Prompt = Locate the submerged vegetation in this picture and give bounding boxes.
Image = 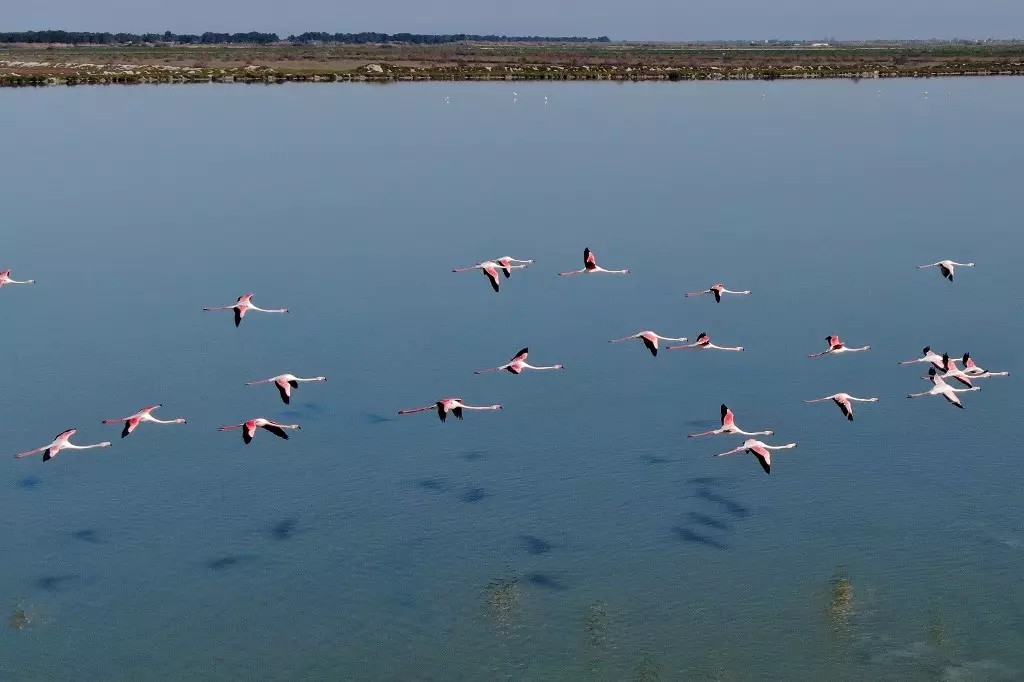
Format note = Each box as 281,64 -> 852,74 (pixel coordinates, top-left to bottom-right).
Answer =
1,41 -> 1023,87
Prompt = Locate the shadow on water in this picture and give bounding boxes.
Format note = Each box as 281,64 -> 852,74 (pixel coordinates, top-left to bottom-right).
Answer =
526,573 -> 569,590
363,412 -> 395,425
695,486 -> 750,518
644,455 -> 670,465
269,519 -> 297,541
206,555 -> 257,571
672,526 -> 729,550
72,529 -> 104,544
461,449 -> 486,461
35,575 -> 81,592
14,476 -> 42,490
519,535 -> 555,555
687,511 -> 732,531
416,478 -> 449,492
461,487 -> 489,503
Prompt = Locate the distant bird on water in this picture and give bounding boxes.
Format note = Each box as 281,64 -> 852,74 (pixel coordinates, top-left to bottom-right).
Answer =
452,260 -> 528,292
667,332 -> 744,352
558,248 -> 629,276
803,393 -> 879,421
808,335 -> 870,358
203,293 -> 289,327
712,439 -> 797,474
917,260 -> 974,282
102,405 -> 186,438
15,429 -> 112,462
219,418 -> 301,444
684,284 -> 751,303
247,374 -> 327,404
688,404 -> 774,438
398,398 -> 502,422
475,348 -> 564,374
0,269 -> 35,288
608,331 -> 688,357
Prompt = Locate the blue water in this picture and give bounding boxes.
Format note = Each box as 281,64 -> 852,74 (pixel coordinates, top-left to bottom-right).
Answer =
1,79 -> 1022,681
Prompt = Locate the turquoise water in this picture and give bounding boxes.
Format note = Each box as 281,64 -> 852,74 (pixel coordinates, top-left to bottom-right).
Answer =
1,80 -> 1022,681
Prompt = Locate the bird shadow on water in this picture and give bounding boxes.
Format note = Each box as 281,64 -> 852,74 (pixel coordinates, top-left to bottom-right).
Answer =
205,555 -> 258,571
14,476 -> 42,491
71,529 -> 104,544
35,575 -> 82,593
461,487 -> 489,503
526,573 -> 569,591
279,402 -> 326,422
519,535 -> 555,555
670,478 -> 753,551
363,412 -> 396,425
268,518 -> 298,541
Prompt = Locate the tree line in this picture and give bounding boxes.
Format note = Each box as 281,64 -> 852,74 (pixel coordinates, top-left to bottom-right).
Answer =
0,30 -> 609,45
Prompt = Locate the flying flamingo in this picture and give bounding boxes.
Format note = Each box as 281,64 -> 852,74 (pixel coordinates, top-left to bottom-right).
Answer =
712,439 -> 798,475
102,405 -> 186,438
667,332 -> 744,352
452,261 -> 527,292
808,335 -> 870,358
688,404 -> 774,438
398,398 -> 502,422
937,354 -> 1007,383
558,248 -> 629,276
959,353 -> 1009,378
475,348 -> 564,374
917,260 -> 974,281
607,331 -> 688,357
219,418 -> 301,444
493,257 -> 535,278
14,429 -> 112,462
803,393 -> 879,421
0,270 -> 35,288
684,284 -> 751,303
247,374 -> 327,404
897,346 -> 946,368
203,293 -> 289,327
907,368 -> 980,409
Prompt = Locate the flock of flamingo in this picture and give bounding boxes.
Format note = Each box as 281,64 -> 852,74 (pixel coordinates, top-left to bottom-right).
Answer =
2,250 -> 1003,474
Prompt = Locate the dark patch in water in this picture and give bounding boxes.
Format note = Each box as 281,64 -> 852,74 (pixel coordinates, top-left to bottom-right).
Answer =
270,519 -> 297,540
35,575 -> 80,592
462,450 -> 486,461
695,487 -> 750,518
416,478 -> 448,492
672,527 -> 728,550
461,487 -> 488,503
526,573 -> 568,590
364,412 -> 395,425
644,455 -> 669,465
15,477 -> 42,490
72,529 -> 103,544
687,476 -> 725,485
206,555 -> 255,570
687,512 -> 731,531
520,535 -> 554,555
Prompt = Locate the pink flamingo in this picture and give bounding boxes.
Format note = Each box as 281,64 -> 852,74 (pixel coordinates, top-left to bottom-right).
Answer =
398,398 -> 502,422
102,405 -> 186,438
936,354 -> 1007,384
897,346 -> 946,369
803,393 -> 878,421
558,248 -> 629,276
493,257 -> 535,278
808,335 -> 870,358
712,439 -> 798,475
452,261 -> 528,292
607,331 -> 688,357
219,418 -> 301,444
959,353 -> 1009,378
917,260 -> 974,281
667,332 -> 744,352
247,374 -> 327,404
15,429 -> 112,462
688,404 -> 774,438
684,283 -> 751,303
907,368 -> 979,409
475,348 -> 564,374
0,269 -> 35,288
203,293 -> 289,327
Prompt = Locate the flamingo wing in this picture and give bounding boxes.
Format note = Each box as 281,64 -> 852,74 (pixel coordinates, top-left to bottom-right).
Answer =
584,248 -> 596,270
721,404 -> 734,427
42,447 -> 58,462
484,267 -> 500,293
511,348 -> 529,363
453,406 -> 464,420
940,264 -> 953,280
122,417 -> 141,438
243,422 -> 257,444
436,403 -> 447,422
275,380 -> 292,404
713,289 -> 721,303
835,397 -> 853,421
234,307 -> 243,327
499,260 -> 513,279
748,445 -> 772,474
55,428 -> 76,441
641,336 -> 658,356
261,424 -> 290,440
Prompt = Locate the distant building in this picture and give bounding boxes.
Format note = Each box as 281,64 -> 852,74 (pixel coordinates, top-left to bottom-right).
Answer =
810,42 -> 831,47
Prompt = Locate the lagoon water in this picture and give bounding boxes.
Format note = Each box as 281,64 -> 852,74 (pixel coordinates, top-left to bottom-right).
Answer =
1,79 -> 1023,681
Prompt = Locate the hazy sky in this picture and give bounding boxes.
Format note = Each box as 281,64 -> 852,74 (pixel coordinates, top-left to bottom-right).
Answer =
6,0 -> 1022,40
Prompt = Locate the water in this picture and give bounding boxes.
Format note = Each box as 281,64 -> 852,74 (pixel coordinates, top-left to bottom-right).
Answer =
1,79 -> 1023,681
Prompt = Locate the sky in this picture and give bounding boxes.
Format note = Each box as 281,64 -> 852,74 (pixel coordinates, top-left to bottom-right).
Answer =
5,0 -> 1023,41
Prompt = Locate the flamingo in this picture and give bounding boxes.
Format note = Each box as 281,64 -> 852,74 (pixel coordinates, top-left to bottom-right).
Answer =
219,418 -> 301,444
960,353 -> 1009,378
712,439 -> 798,475
203,293 -> 289,327
684,284 -> 751,303
607,331 -> 688,357
558,248 -> 629,276
247,374 -> 327,404
0,270 -> 35,288
907,368 -> 980,409
452,261 -> 528,292
475,348 -> 564,374
493,257 -> 535,279
14,429 -> 112,462
102,405 -> 186,438
803,393 -> 879,421
917,260 -> 974,281
808,335 -> 870,358
936,354 -> 1008,384
688,404 -> 774,438
667,332 -> 744,352
398,398 -> 502,422
897,346 -> 946,368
